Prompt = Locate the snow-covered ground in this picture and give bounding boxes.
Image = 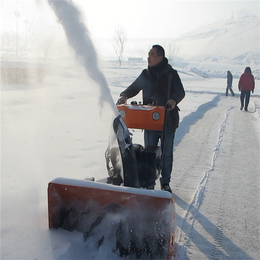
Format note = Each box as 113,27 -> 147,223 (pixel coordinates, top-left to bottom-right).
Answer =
175,15 -> 260,70
1,58 -> 259,259
1,1 -> 260,259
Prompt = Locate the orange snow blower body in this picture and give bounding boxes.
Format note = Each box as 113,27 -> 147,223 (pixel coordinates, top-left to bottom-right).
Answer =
117,104 -> 165,131
48,104 -> 175,260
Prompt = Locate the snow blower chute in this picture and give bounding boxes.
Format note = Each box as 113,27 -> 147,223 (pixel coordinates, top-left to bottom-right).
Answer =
48,104 -> 175,260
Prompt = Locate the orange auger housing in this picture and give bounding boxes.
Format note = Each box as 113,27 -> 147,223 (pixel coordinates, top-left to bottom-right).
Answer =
48,105 -> 176,259
117,104 -> 165,130
48,178 -> 175,259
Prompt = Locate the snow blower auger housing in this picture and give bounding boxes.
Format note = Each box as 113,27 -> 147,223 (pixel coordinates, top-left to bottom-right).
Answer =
48,104 -> 175,259
48,178 -> 175,259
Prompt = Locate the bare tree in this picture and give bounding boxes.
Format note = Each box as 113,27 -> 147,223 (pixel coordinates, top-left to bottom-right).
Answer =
113,26 -> 127,66
26,24 -> 55,63
167,42 -> 179,61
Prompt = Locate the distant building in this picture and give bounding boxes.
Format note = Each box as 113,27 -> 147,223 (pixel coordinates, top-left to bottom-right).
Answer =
128,57 -> 143,61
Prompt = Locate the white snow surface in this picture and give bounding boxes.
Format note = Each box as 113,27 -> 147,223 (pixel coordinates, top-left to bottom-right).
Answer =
173,15 -> 260,80
1,58 -> 260,259
1,2 -> 260,259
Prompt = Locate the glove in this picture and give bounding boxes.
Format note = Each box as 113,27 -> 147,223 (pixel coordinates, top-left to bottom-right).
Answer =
116,95 -> 126,105
252,89 -> 254,93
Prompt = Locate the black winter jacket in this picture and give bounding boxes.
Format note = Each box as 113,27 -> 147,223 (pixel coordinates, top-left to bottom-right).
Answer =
120,58 -> 185,131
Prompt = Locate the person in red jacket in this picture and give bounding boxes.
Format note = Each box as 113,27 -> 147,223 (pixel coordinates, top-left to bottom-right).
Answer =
238,67 -> 255,111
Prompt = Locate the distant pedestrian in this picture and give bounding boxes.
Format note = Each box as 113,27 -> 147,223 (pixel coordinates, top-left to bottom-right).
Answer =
238,67 -> 255,111
226,71 -> 235,96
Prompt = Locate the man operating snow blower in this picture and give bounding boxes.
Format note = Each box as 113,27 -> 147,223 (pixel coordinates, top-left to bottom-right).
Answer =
48,44 -> 180,259
117,45 -> 185,193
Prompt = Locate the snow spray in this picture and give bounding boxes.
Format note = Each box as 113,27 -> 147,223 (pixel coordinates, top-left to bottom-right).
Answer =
48,0 -> 118,116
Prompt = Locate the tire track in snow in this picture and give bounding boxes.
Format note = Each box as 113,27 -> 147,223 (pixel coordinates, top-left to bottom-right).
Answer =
176,105 -> 234,259
209,109 -> 237,260
210,198 -> 225,259
210,100 -> 258,260
210,166 -> 229,260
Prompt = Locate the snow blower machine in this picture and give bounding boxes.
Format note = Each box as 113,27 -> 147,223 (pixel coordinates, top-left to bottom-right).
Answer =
48,103 -> 175,260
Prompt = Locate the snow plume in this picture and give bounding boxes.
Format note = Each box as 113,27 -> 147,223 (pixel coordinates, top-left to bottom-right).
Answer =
48,0 -> 118,115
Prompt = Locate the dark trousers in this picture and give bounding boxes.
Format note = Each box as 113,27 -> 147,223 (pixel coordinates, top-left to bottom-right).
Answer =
144,129 -> 175,185
240,90 -> 251,110
226,85 -> 235,96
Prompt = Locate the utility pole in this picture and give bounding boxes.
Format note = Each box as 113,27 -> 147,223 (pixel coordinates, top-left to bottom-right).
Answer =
14,11 -> 20,58
24,19 -> 28,54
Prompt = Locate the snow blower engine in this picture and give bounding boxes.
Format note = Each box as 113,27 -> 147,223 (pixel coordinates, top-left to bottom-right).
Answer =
105,103 -> 166,189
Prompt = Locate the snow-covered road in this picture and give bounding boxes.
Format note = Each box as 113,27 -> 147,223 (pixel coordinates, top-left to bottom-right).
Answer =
1,62 -> 259,259
173,97 -> 260,259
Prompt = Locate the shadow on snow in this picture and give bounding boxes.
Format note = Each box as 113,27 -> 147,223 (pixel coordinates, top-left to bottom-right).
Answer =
175,95 -> 221,147
174,194 -> 254,260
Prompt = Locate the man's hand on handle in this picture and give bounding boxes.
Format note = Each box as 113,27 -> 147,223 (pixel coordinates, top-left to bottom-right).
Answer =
116,95 -> 127,105
166,99 -> 176,111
